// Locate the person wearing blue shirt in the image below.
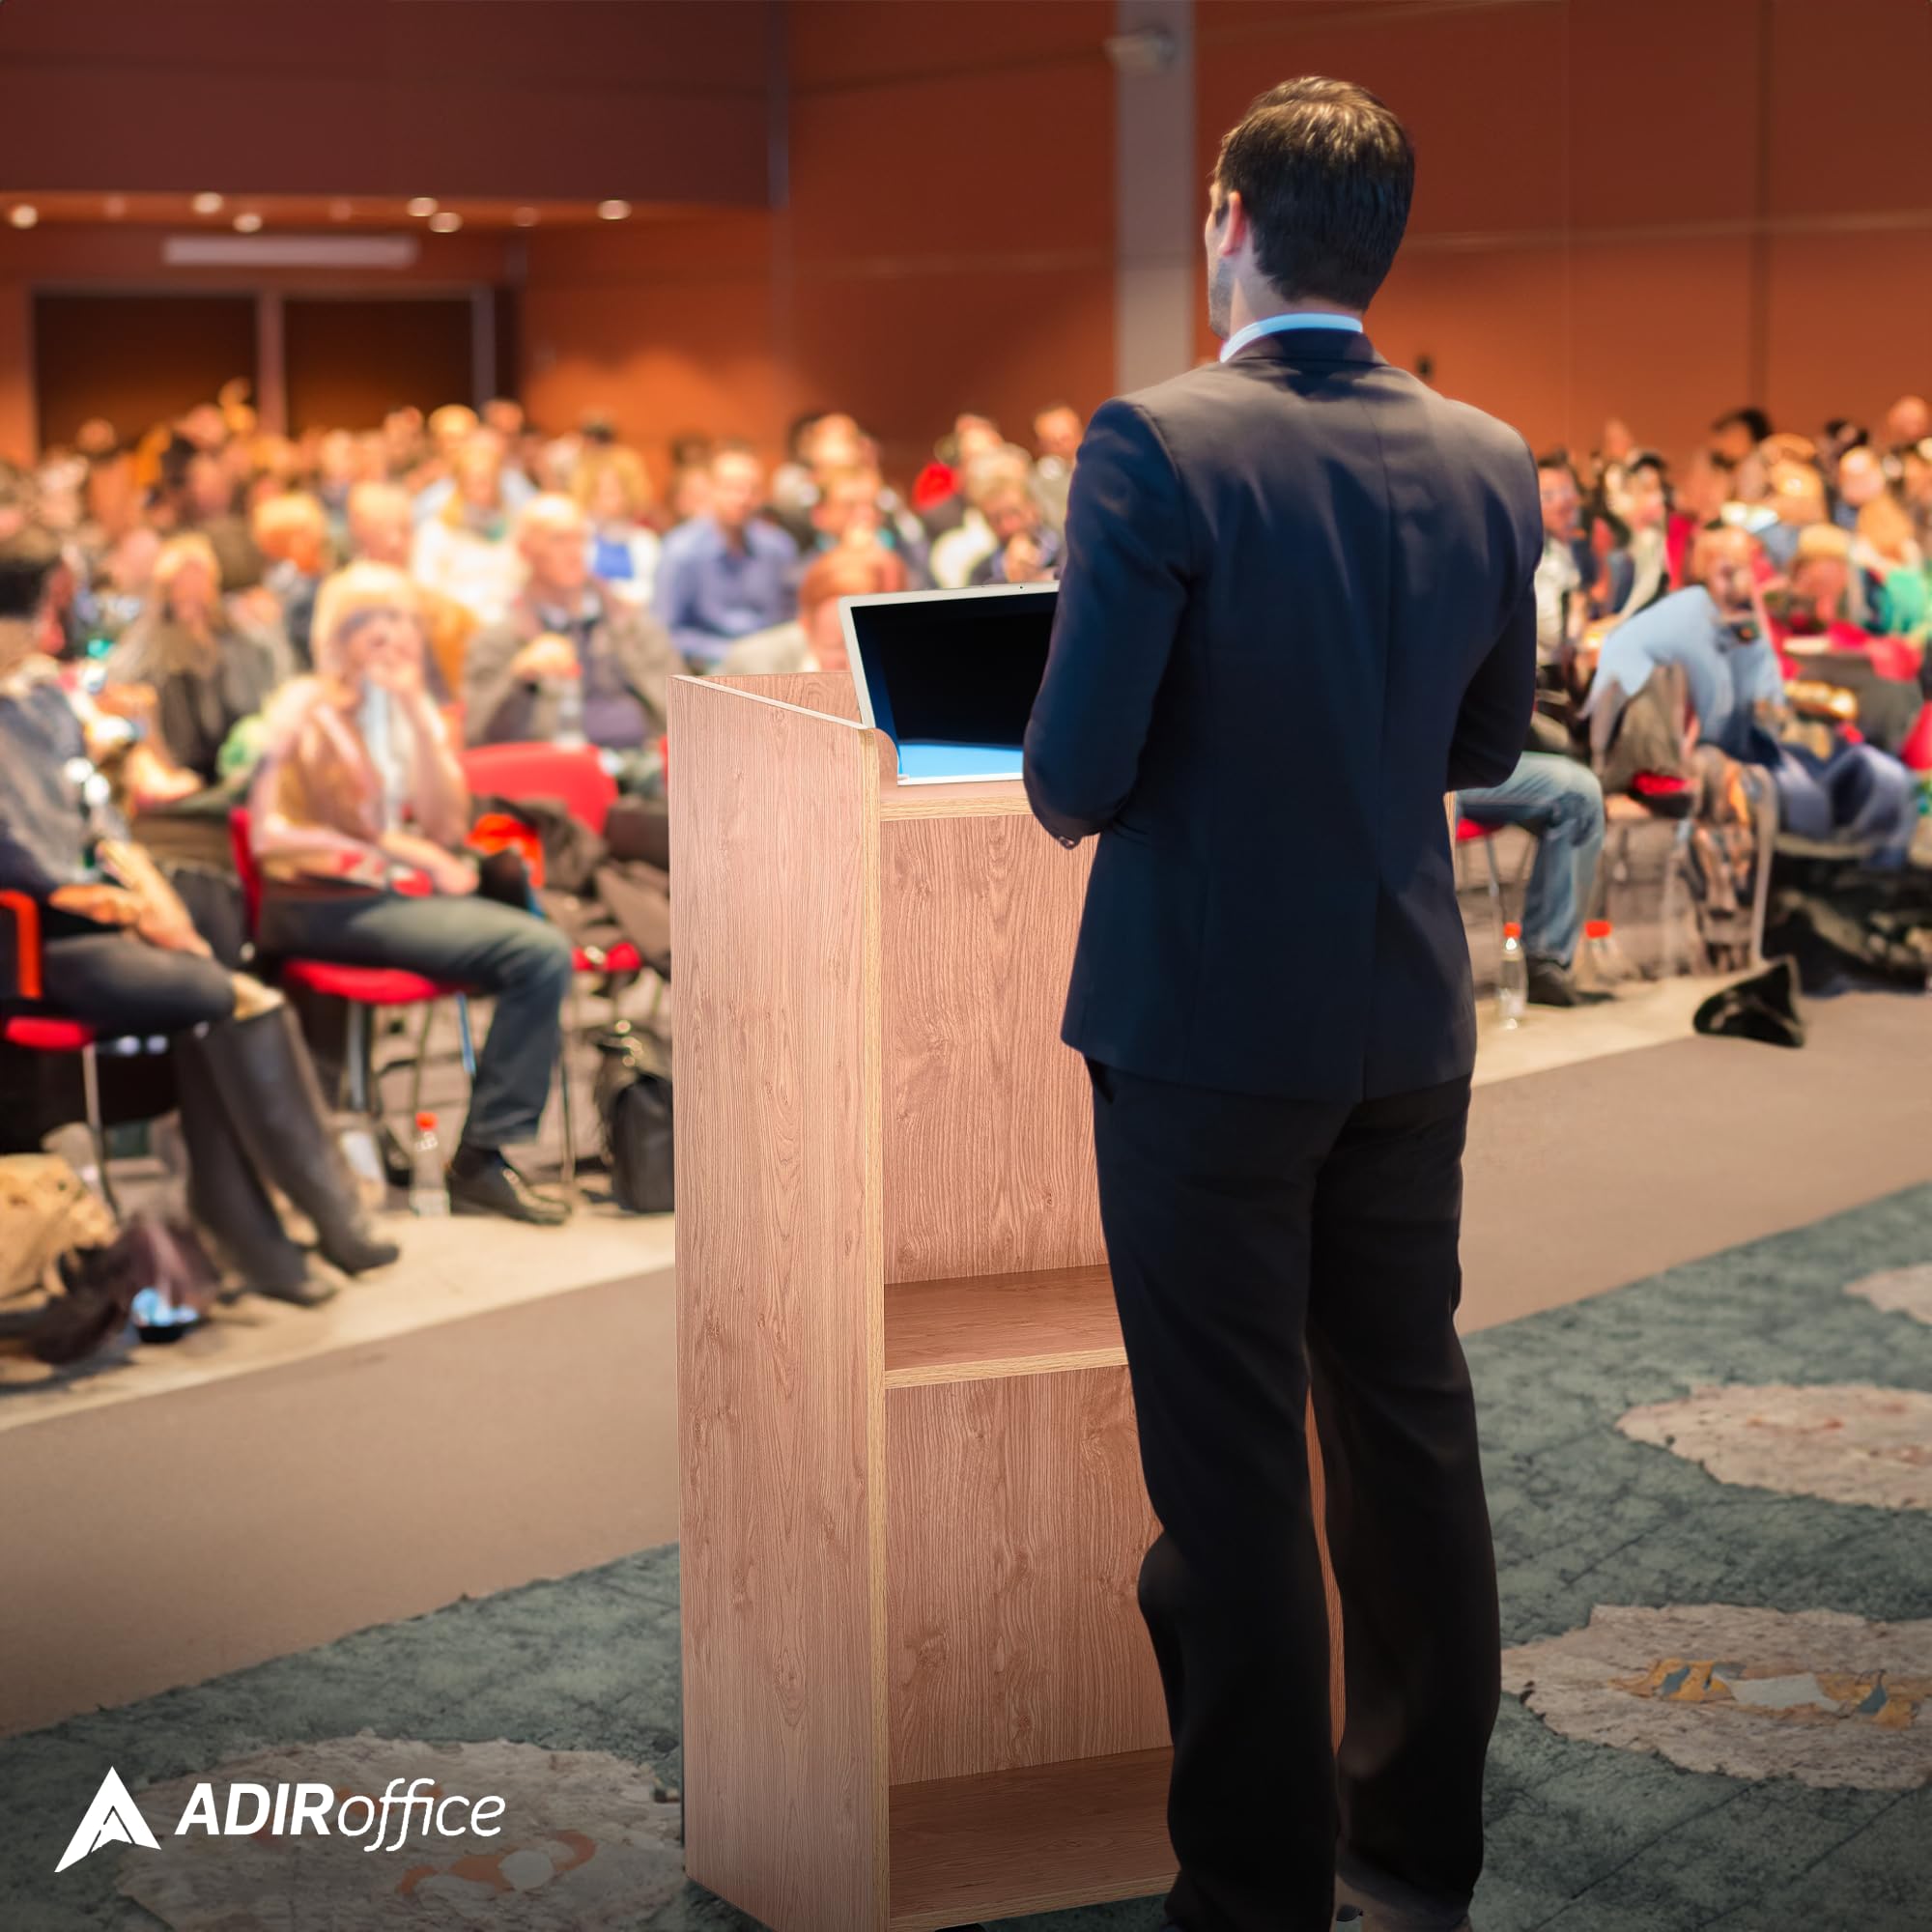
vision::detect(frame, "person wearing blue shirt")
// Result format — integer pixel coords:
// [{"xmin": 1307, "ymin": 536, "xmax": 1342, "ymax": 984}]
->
[
  {"xmin": 1592, "ymin": 526, "xmax": 1918, "ymax": 865},
  {"xmin": 653, "ymin": 443, "xmax": 798, "ymax": 670}
]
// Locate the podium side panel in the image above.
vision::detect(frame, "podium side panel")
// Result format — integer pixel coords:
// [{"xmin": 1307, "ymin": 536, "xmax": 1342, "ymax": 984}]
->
[
  {"xmin": 881, "ymin": 811, "xmax": 1102, "ymax": 1284},
  {"xmin": 670, "ymin": 677, "xmax": 888, "ymax": 1931},
  {"xmin": 886, "ymin": 1366, "xmax": 1169, "ymax": 1784}
]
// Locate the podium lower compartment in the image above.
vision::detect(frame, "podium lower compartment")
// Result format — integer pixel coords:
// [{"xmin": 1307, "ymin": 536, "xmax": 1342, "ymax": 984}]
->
[{"xmin": 888, "ymin": 1747, "xmax": 1175, "ymax": 1930}]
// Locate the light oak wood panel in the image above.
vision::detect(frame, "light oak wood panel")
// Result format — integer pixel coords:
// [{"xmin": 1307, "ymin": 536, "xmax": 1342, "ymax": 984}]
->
[
  {"xmin": 881, "ymin": 810, "xmax": 1100, "ymax": 1284},
  {"xmin": 883, "ymin": 1264, "xmax": 1122, "ymax": 1386},
  {"xmin": 887, "ymin": 1747, "xmax": 1175, "ymax": 1931},
  {"xmin": 886, "ymin": 1367, "xmax": 1169, "ymax": 1784},
  {"xmin": 714, "ymin": 669, "xmax": 864, "ymax": 722},
  {"xmin": 670, "ymin": 675, "xmax": 889, "ymax": 1932}
]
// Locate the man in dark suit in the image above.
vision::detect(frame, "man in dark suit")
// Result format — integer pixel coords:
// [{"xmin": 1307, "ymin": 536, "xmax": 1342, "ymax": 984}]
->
[{"xmin": 1024, "ymin": 77, "xmax": 1540, "ymax": 1932}]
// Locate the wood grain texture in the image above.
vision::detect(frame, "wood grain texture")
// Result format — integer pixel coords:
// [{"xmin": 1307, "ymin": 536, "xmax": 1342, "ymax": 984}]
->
[
  {"xmin": 883, "ymin": 1264, "xmax": 1122, "ymax": 1386},
  {"xmin": 881, "ymin": 810, "xmax": 1100, "ymax": 1285},
  {"xmin": 713, "ymin": 669, "xmax": 864, "ymax": 722},
  {"xmin": 669, "ymin": 674, "xmax": 889, "ymax": 1932},
  {"xmin": 888, "ymin": 1747, "xmax": 1175, "ymax": 1930},
  {"xmin": 886, "ymin": 1367, "xmax": 1169, "ymax": 1784}
]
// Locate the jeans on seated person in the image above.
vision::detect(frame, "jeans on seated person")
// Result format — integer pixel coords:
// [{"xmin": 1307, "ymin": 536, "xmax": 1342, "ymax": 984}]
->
[
  {"xmin": 1455, "ymin": 753, "xmax": 1605, "ymax": 968},
  {"xmin": 260, "ymin": 889, "xmax": 575, "ymax": 1151},
  {"xmin": 1767, "ymin": 736, "xmax": 1918, "ymax": 867}
]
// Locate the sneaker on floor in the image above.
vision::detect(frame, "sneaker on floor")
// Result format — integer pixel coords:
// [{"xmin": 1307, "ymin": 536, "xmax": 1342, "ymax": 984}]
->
[
  {"xmin": 1526, "ymin": 954, "xmax": 1613, "ymax": 1008},
  {"xmin": 446, "ymin": 1148, "xmax": 571, "ymax": 1226}
]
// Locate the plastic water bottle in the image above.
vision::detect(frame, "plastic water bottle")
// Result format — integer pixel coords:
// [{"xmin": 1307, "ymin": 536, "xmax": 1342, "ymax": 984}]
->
[
  {"xmin": 1497, "ymin": 921, "xmax": 1527, "ymax": 1028},
  {"xmin": 409, "ymin": 1111, "xmax": 448, "ymax": 1216},
  {"xmin": 550, "ymin": 674, "xmax": 586, "ymax": 750},
  {"xmin": 1583, "ymin": 917, "xmax": 1632, "ymax": 986}
]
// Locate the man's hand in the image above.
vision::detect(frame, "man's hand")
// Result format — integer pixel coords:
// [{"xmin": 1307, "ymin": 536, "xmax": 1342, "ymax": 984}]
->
[
  {"xmin": 509, "ymin": 633, "xmax": 581, "ymax": 683},
  {"xmin": 48, "ymin": 883, "xmax": 143, "ymax": 927}
]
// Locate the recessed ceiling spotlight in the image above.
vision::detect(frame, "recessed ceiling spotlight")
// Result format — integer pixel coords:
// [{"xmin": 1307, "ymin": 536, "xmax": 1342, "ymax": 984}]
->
[
  {"xmin": 407, "ymin": 196, "xmax": 438, "ymax": 218},
  {"xmin": 327, "ymin": 199, "xmax": 353, "ymax": 221},
  {"xmin": 233, "ymin": 212, "xmax": 263, "ymax": 234},
  {"xmin": 596, "ymin": 199, "xmax": 633, "ymax": 221},
  {"xmin": 191, "ymin": 192, "xmax": 224, "ymax": 215},
  {"xmin": 103, "ymin": 195, "xmax": 128, "ymax": 219},
  {"xmin": 511, "ymin": 207, "xmax": 540, "ymax": 227},
  {"xmin": 428, "ymin": 211, "xmax": 462, "ymax": 233},
  {"xmin": 9, "ymin": 205, "xmax": 39, "ymax": 229}
]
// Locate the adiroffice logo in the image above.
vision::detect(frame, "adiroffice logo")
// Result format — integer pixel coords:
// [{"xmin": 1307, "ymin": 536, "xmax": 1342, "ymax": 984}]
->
[{"xmin": 57, "ymin": 1766, "xmax": 506, "ymax": 1873}]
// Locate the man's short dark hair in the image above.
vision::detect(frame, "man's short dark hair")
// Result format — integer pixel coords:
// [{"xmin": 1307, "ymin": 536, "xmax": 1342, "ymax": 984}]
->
[
  {"xmin": 0, "ymin": 525, "xmax": 62, "ymax": 622},
  {"xmin": 1212, "ymin": 76, "xmax": 1414, "ymax": 309},
  {"xmin": 1535, "ymin": 449, "xmax": 1578, "ymax": 482}
]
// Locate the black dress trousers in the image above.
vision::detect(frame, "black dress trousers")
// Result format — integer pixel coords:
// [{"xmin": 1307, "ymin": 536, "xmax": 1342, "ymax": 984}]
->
[{"xmin": 1087, "ymin": 1059, "xmax": 1498, "ymax": 1932}]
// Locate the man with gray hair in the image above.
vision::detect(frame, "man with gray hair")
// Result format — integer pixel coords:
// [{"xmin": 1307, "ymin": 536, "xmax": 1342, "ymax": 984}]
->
[{"xmin": 463, "ymin": 494, "xmax": 672, "ymax": 753}]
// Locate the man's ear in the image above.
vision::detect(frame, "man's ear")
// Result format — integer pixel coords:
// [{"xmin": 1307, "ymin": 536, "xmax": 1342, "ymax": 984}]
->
[{"xmin": 1215, "ymin": 188, "xmax": 1249, "ymax": 260}]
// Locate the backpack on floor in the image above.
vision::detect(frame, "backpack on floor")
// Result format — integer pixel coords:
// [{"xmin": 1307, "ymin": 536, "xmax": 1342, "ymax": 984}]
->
[{"xmin": 592, "ymin": 1023, "xmax": 674, "ymax": 1214}]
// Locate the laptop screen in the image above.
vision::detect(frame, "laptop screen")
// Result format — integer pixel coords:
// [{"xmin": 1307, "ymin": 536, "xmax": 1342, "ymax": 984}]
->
[{"xmin": 844, "ymin": 586, "xmax": 1058, "ymax": 782}]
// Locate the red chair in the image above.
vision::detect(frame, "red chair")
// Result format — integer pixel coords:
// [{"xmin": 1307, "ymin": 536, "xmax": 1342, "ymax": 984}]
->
[
  {"xmin": 1451, "ymin": 813, "xmax": 1533, "ymax": 981},
  {"xmin": 228, "ymin": 810, "xmax": 476, "ymax": 1142},
  {"xmin": 459, "ymin": 741, "xmax": 618, "ymax": 838},
  {"xmin": 0, "ymin": 890, "xmax": 126, "ymax": 1211}
]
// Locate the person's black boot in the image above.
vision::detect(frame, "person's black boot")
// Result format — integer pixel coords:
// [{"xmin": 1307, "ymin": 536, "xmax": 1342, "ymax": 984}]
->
[
  {"xmin": 185, "ymin": 1003, "xmax": 400, "ymax": 1275},
  {"xmin": 176, "ymin": 1045, "xmax": 337, "ymax": 1307},
  {"xmin": 447, "ymin": 1144, "xmax": 572, "ymax": 1226}
]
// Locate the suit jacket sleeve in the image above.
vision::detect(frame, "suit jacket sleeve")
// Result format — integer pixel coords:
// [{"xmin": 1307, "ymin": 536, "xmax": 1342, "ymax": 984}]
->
[
  {"xmin": 1446, "ymin": 452, "xmax": 1542, "ymax": 791},
  {"xmin": 613, "ymin": 606, "xmax": 675, "ymax": 735},
  {"xmin": 1024, "ymin": 398, "xmax": 1191, "ymax": 843}
]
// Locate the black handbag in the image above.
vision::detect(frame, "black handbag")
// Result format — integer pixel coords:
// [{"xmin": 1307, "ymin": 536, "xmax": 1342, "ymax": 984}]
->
[{"xmin": 592, "ymin": 1022, "xmax": 674, "ymax": 1213}]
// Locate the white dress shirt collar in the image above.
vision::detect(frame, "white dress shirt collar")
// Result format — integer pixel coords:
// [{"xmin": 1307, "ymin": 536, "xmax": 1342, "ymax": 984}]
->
[{"xmin": 1219, "ymin": 311, "xmax": 1365, "ymax": 363}]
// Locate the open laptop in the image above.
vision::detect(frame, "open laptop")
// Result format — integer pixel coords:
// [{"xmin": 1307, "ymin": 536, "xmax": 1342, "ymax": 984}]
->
[{"xmin": 840, "ymin": 582, "xmax": 1058, "ymax": 784}]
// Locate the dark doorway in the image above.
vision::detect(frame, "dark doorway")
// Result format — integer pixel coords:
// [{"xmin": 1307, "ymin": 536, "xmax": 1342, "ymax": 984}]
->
[
  {"xmin": 33, "ymin": 293, "xmax": 257, "ymax": 448},
  {"xmin": 283, "ymin": 296, "xmax": 475, "ymax": 433}
]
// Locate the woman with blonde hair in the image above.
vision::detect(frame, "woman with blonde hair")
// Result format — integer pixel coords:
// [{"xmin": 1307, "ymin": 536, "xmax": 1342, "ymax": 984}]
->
[
  {"xmin": 408, "ymin": 436, "xmax": 525, "ymax": 624},
  {"xmin": 573, "ymin": 444, "xmax": 661, "ymax": 606},
  {"xmin": 248, "ymin": 562, "xmax": 574, "ymax": 1224},
  {"xmin": 106, "ymin": 530, "xmax": 286, "ymax": 783}
]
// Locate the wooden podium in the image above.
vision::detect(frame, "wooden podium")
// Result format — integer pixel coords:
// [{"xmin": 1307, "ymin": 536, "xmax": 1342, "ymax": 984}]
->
[{"xmin": 670, "ymin": 672, "xmax": 1340, "ymax": 1932}]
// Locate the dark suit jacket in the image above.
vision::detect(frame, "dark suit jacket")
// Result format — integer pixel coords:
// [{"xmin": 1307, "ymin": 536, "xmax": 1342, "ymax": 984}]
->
[{"xmin": 1023, "ymin": 327, "xmax": 1541, "ymax": 1101}]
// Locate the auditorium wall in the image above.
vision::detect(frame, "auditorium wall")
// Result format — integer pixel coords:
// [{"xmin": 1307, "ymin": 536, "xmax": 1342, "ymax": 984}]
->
[{"xmin": 520, "ymin": 0, "xmax": 1119, "ymax": 484}]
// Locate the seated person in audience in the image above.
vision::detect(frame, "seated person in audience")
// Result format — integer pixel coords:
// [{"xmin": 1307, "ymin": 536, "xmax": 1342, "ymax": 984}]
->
[
  {"xmin": 105, "ymin": 532, "xmax": 286, "ymax": 787},
  {"xmin": 1834, "ymin": 443, "xmax": 1887, "ymax": 534},
  {"xmin": 1456, "ymin": 751, "xmax": 1606, "ymax": 1007},
  {"xmin": 930, "ymin": 446, "xmax": 1037, "ymax": 589},
  {"xmin": 346, "ymin": 480, "xmax": 474, "ymax": 698},
  {"xmin": 248, "ymin": 563, "xmax": 575, "ymax": 1225},
  {"xmin": 251, "ymin": 491, "xmax": 330, "ymax": 668},
  {"xmin": 1031, "ymin": 402, "xmax": 1084, "ymax": 536},
  {"xmin": 573, "ymin": 444, "xmax": 662, "ymax": 608},
  {"xmin": 915, "ymin": 412, "xmax": 1005, "ymax": 542},
  {"xmin": 653, "ymin": 441, "xmax": 798, "ymax": 669},
  {"xmin": 1598, "ymin": 453, "xmax": 1671, "ymax": 618},
  {"xmin": 313, "ymin": 429, "xmax": 362, "ymax": 553},
  {"xmin": 410, "ymin": 405, "xmax": 536, "ymax": 526},
  {"xmin": 1710, "ymin": 407, "xmax": 1773, "ymax": 465},
  {"xmin": 180, "ymin": 447, "xmax": 264, "ymax": 590},
  {"xmin": 464, "ymin": 494, "xmax": 673, "ymax": 751},
  {"xmin": 716, "ymin": 542, "xmax": 910, "ymax": 676},
  {"xmin": 1761, "ymin": 458, "xmax": 1827, "ymax": 572},
  {"xmin": 810, "ymin": 464, "xmax": 928, "ymax": 586},
  {"xmin": 1592, "ymin": 526, "xmax": 1918, "ymax": 866},
  {"xmin": 0, "ymin": 527, "xmax": 396, "ymax": 1305},
  {"xmin": 410, "ymin": 435, "xmax": 526, "ymax": 625}
]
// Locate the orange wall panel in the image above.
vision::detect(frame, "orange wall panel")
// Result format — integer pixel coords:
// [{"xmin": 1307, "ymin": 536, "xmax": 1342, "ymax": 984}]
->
[{"xmin": 789, "ymin": 0, "xmax": 1109, "ymax": 92}]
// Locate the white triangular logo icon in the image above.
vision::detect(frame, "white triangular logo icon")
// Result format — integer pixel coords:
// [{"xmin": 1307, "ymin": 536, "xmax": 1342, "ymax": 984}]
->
[{"xmin": 56, "ymin": 1767, "xmax": 160, "ymax": 1873}]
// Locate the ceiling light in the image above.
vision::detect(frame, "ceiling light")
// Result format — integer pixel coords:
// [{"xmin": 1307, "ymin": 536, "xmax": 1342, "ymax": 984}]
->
[
  {"xmin": 428, "ymin": 211, "xmax": 462, "ymax": 233},
  {"xmin": 407, "ymin": 196, "xmax": 438, "ymax": 218},
  {"xmin": 511, "ymin": 207, "xmax": 540, "ymax": 227},
  {"xmin": 103, "ymin": 195, "xmax": 128, "ymax": 219},
  {"xmin": 596, "ymin": 199, "xmax": 632, "ymax": 221},
  {"xmin": 191, "ymin": 192, "xmax": 224, "ymax": 215},
  {"xmin": 328, "ymin": 199, "xmax": 353, "ymax": 221},
  {"xmin": 233, "ymin": 212, "xmax": 263, "ymax": 234},
  {"xmin": 9, "ymin": 205, "xmax": 39, "ymax": 229}
]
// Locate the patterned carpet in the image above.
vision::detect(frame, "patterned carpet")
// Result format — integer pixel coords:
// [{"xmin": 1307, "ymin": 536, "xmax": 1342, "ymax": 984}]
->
[{"xmin": 5, "ymin": 1184, "xmax": 1930, "ymax": 1931}]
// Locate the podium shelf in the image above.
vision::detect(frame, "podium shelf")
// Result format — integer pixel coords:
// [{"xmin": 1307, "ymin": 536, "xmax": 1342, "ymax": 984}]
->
[
  {"xmin": 887, "ymin": 1747, "xmax": 1174, "ymax": 1930},
  {"xmin": 883, "ymin": 1264, "xmax": 1123, "ymax": 1386}
]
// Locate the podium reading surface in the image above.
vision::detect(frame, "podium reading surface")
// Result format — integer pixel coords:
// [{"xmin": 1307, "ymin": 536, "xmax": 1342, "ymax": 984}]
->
[{"xmin": 670, "ymin": 673, "xmax": 1342, "ymax": 1931}]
